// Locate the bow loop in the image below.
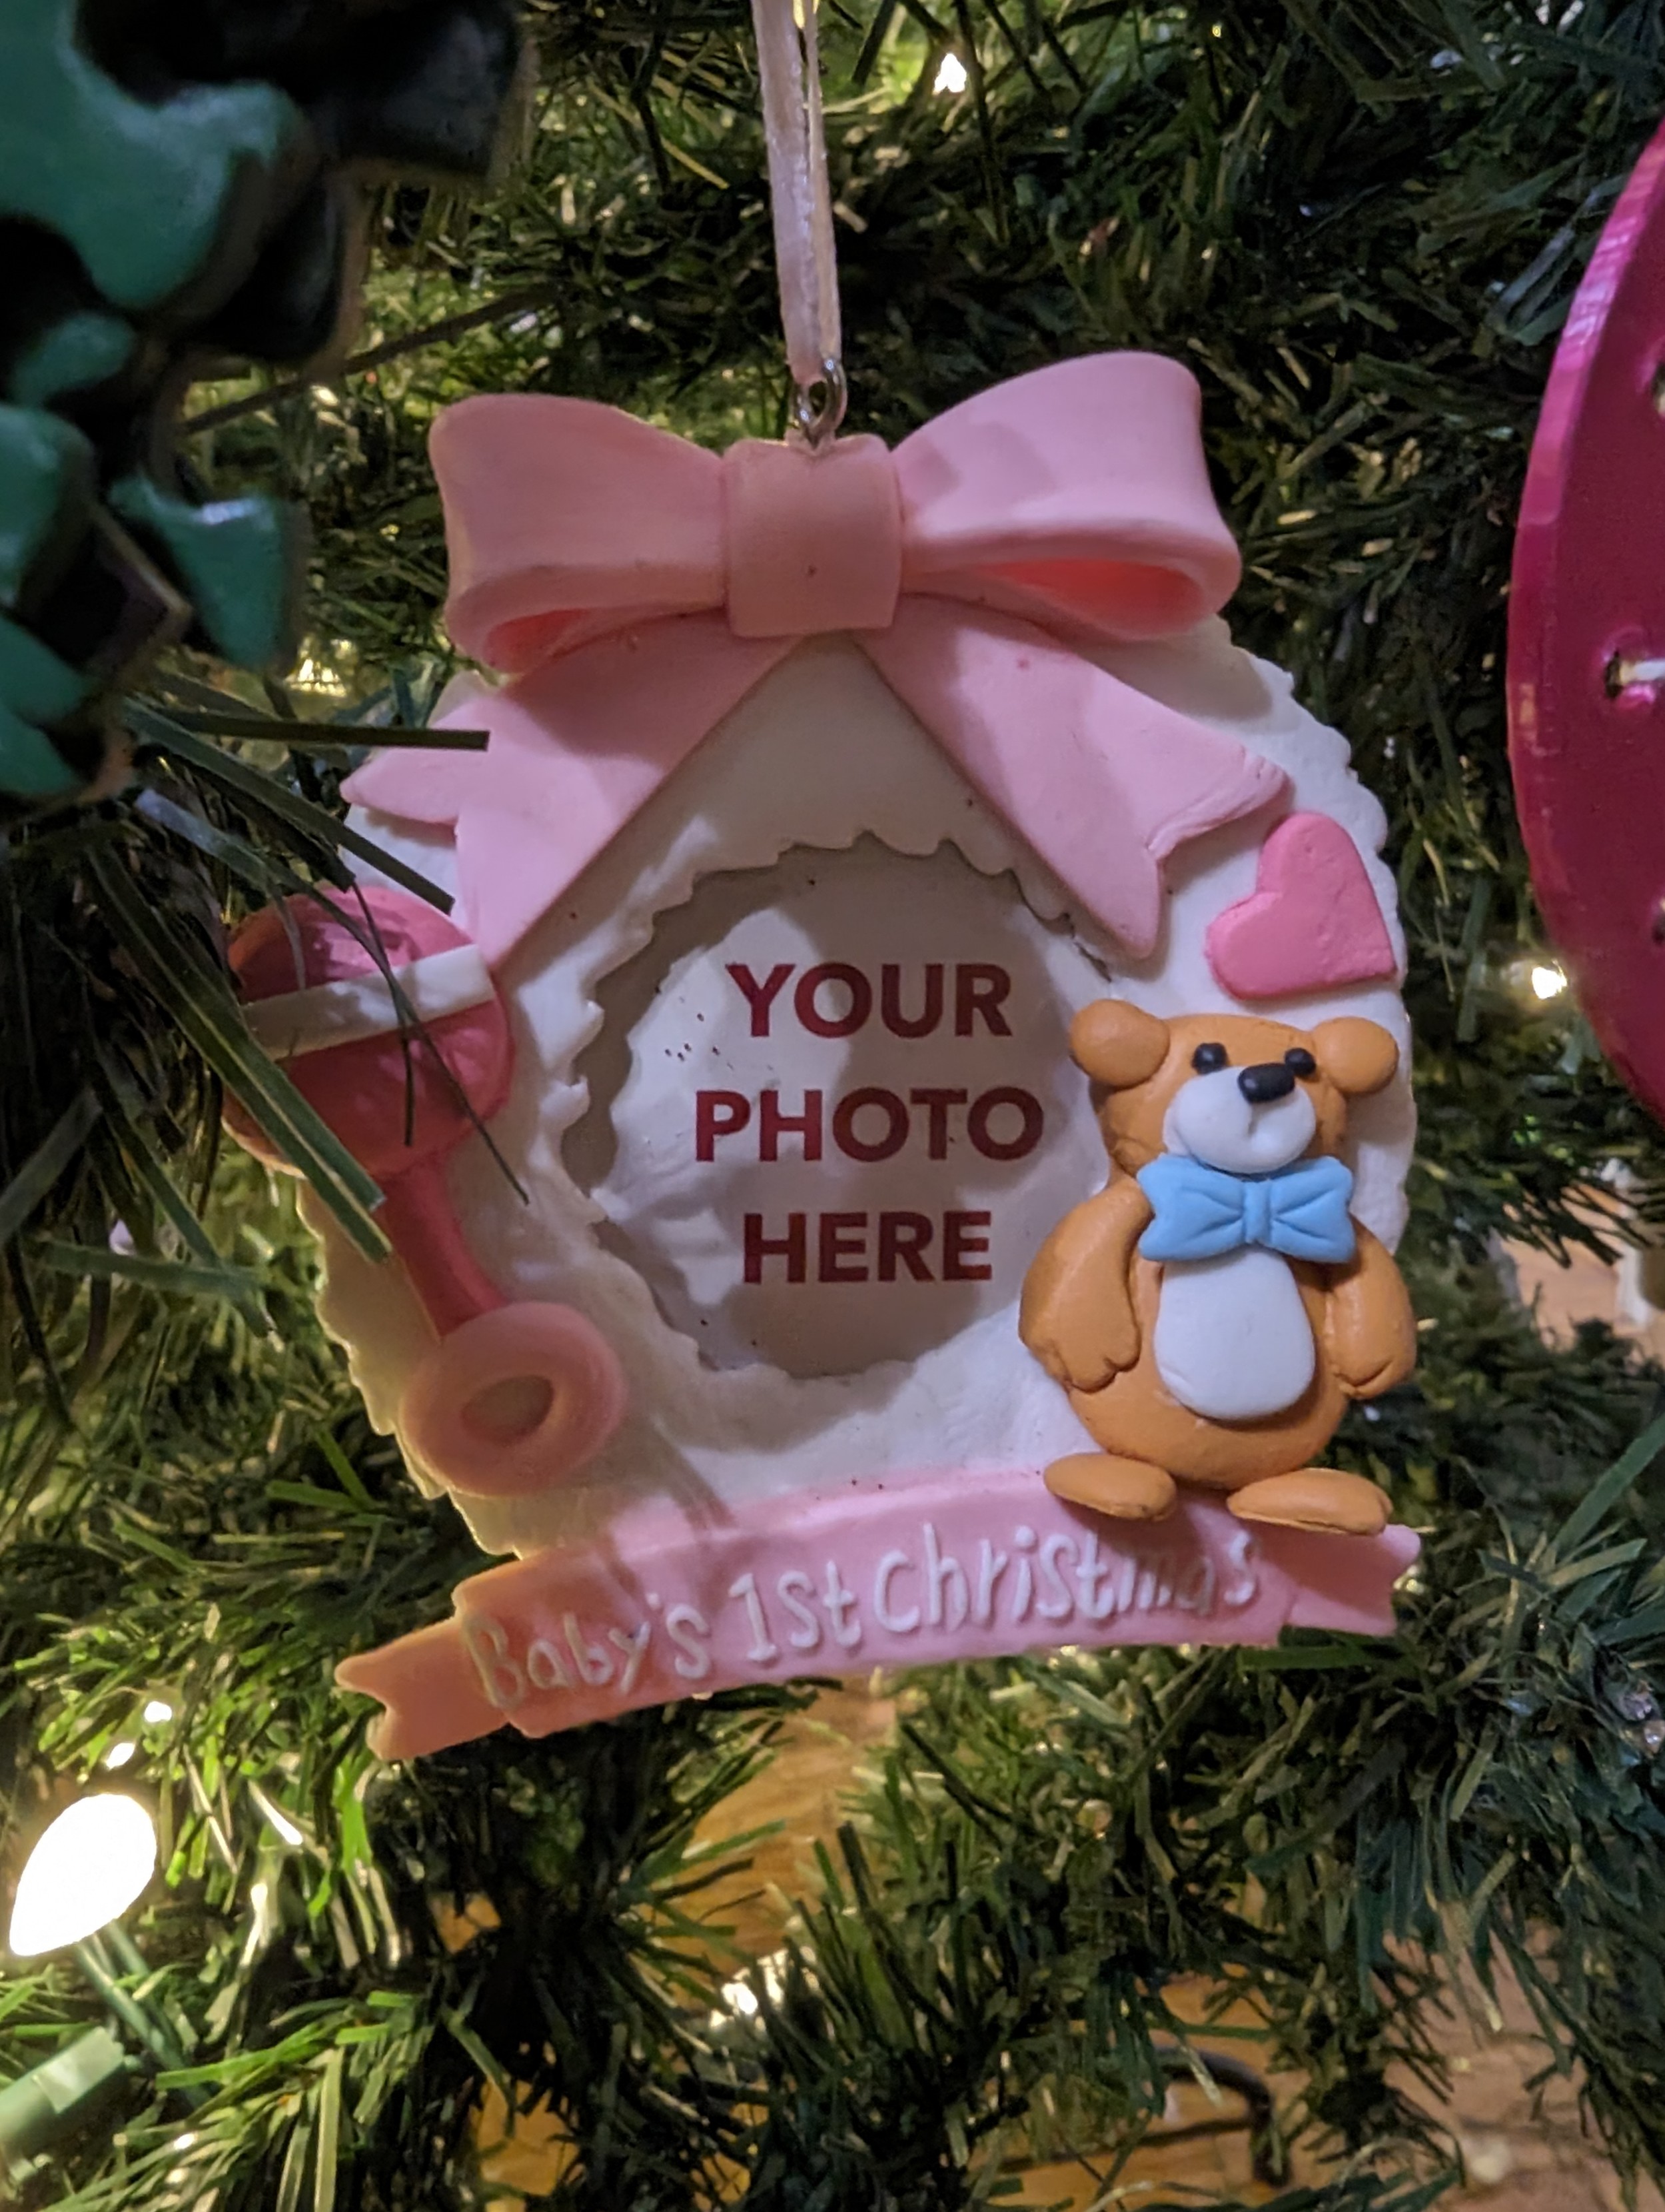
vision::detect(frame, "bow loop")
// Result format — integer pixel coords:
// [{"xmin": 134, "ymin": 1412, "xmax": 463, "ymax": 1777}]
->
[
  {"xmin": 430, "ymin": 355, "xmax": 1243, "ymax": 672},
  {"xmin": 893, "ymin": 355, "xmax": 1242, "ymax": 642},
  {"xmin": 434, "ymin": 395, "xmax": 724, "ymax": 674}
]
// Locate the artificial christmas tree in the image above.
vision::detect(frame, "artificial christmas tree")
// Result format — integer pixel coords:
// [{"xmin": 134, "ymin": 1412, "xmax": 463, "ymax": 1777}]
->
[{"xmin": 7, "ymin": 3, "xmax": 1665, "ymax": 2209}]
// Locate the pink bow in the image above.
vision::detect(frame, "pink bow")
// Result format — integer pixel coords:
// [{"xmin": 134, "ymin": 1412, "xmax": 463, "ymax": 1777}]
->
[{"xmin": 345, "ymin": 354, "xmax": 1287, "ymax": 964}]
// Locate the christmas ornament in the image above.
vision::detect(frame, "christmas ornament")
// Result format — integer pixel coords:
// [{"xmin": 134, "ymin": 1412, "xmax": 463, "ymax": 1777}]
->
[
  {"xmin": 227, "ymin": 0, "xmax": 1421, "ymax": 1755},
  {"xmin": 1509, "ymin": 113, "xmax": 1665, "ymax": 1120},
  {"xmin": 0, "ymin": 0, "xmax": 524, "ymax": 811}
]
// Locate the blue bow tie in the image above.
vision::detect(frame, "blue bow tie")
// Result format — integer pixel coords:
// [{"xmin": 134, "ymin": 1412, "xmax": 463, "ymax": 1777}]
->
[{"xmin": 1135, "ymin": 1154, "xmax": 1356, "ymax": 1266}]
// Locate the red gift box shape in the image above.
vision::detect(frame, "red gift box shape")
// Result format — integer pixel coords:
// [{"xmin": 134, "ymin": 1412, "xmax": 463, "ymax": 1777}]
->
[{"xmin": 228, "ymin": 887, "xmax": 625, "ymax": 1498}]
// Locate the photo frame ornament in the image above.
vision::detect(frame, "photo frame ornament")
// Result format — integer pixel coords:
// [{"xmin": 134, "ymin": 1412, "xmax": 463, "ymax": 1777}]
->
[{"xmin": 227, "ymin": 0, "xmax": 1422, "ymax": 1753}]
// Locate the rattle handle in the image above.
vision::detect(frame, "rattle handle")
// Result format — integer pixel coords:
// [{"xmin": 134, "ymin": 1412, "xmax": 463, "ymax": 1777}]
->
[{"xmin": 378, "ymin": 1160, "xmax": 504, "ymax": 1338}]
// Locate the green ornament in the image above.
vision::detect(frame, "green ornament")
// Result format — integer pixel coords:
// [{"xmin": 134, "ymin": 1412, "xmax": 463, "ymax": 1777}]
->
[
  {"xmin": 9, "ymin": 311, "xmax": 136, "ymax": 409},
  {"xmin": 0, "ymin": 0, "xmax": 306, "ymax": 317},
  {"xmin": 109, "ymin": 475, "xmax": 305, "ymax": 672},
  {"xmin": 0, "ymin": 0, "xmax": 526, "ymax": 817},
  {"xmin": 0, "ymin": 616, "xmax": 90, "ymax": 799},
  {"xmin": 0, "ymin": 405, "xmax": 95, "ymax": 609}
]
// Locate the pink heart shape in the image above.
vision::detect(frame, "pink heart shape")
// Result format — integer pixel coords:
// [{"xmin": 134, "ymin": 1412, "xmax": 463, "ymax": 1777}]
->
[{"xmin": 1206, "ymin": 811, "xmax": 1396, "ymax": 1000}]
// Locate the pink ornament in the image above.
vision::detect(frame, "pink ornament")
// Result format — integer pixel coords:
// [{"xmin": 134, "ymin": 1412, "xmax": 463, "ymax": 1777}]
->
[
  {"xmin": 1509, "ymin": 115, "xmax": 1665, "ymax": 1122},
  {"xmin": 342, "ymin": 355, "xmax": 1291, "ymax": 968},
  {"xmin": 228, "ymin": 888, "xmax": 512, "ymax": 1207},
  {"xmin": 228, "ymin": 889, "xmax": 625, "ymax": 1496},
  {"xmin": 1205, "ymin": 812, "xmax": 1397, "ymax": 1001},
  {"xmin": 336, "ymin": 1480, "xmax": 1420, "ymax": 1757},
  {"xmin": 278, "ymin": 353, "xmax": 1421, "ymax": 1753}
]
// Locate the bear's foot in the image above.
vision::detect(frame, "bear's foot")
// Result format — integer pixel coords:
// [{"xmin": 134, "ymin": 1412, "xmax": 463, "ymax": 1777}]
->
[
  {"xmin": 1227, "ymin": 1469, "xmax": 1390, "ymax": 1536},
  {"xmin": 1045, "ymin": 1453, "xmax": 1177, "ymax": 1522}
]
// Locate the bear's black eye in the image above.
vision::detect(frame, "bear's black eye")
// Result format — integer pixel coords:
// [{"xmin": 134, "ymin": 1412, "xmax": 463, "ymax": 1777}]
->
[
  {"xmin": 1284, "ymin": 1048, "xmax": 1317, "ymax": 1078},
  {"xmin": 1191, "ymin": 1042, "xmax": 1228, "ymax": 1072}
]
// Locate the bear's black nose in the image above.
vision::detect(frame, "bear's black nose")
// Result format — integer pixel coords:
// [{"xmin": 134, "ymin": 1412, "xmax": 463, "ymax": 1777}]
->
[{"xmin": 1238, "ymin": 1062, "xmax": 1296, "ymax": 1104}]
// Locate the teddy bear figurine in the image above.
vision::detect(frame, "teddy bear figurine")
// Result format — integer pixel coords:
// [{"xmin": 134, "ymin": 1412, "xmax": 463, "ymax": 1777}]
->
[{"xmin": 1019, "ymin": 1002, "xmax": 1417, "ymax": 1536}]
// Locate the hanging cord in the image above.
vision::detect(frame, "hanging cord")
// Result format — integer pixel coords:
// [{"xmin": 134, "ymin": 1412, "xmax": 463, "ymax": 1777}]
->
[{"xmin": 750, "ymin": 0, "xmax": 845, "ymax": 447}]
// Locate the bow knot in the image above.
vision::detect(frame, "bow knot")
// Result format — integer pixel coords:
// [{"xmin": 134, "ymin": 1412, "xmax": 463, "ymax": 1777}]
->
[
  {"xmin": 344, "ymin": 355, "xmax": 1293, "ymax": 968},
  {"xmin": 722, "ymin": 435, "xmax": 902, "ymax": 637},
  {"xmin": 1136, "ymin": 1154, "xmax": 1357, "ymax": 1267}
]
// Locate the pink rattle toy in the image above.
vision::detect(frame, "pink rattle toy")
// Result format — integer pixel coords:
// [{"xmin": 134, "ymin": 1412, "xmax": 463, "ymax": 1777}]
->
[{"xmin": 227, "ymin": 886, "xmax": 626, "ymax": 1498}]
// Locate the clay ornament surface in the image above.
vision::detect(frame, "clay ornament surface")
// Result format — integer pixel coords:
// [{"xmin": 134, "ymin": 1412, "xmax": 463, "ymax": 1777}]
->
[
  {"xmin": 1019, "ymin": 1007, "xmax": 1417, "ymax": 1536},
  {"xmin": 343, "ymin": 355, "xmax": 1288, "ymax": 966},
  {"xmin": 229, "ymin": 889, "xmax": 627, "ymax": 1498},
  {"xmin": 1508, "ymin": 113, "xmax": 1665, "ymax": 1128},
  {"xmin": 229, "ymin": 351, "xmax": 1419, "ymax": 1747},
  {"xmin": 340, "ymin": 1484, "xmax": 1420, "ymax": 1758},
  {"xmin": 1205, "ymin": 810, "xmax": 1397, "ymax": 1000}
]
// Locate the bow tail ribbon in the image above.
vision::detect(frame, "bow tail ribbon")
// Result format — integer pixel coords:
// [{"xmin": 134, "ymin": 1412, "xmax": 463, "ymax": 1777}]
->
[
  {"xmin": 354, "ymin": 602, "xmax": 1283, "ymax": 966},
  {"xmin": 352, "ymin": 617, "xmax": 793, "ymax": 967},
  {"xmin": 864, "ymin": 601, "xmax": 1284, "ymax": 955}
]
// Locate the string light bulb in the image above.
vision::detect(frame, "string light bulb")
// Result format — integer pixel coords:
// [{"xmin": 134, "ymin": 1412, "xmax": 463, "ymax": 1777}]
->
[
  {"xmin": 8, "ymin": 1796, "xmax": 157, "ymax": 1958},
  {"xmin": 1529, "ymin": 961, "xmax": 1568, "ymax": 1000},
  {"xmin": 933, "ymin": 51, "xmax": 967, "ymax": 93}
]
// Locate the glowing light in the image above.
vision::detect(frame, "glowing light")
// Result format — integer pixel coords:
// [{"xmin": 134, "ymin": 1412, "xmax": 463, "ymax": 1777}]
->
[
  {"xmin": 719, "ymin": 1953, "xmax": 788, "ymax": 2018},
  {"xmin": 9, "ymin": 1795, "xmax": 157, "ymax": 1957},
  {"xmin": 933, "ymin": 51, "xmax": 968, "ymax": 93},
  {"xmin": 241, "ymin": 1877, "xmax": 275, "ymax": 1968},
  {"xmin": 102, "ymin": 1741, "xmax": 137, "ymax": 1770},
  {"xmin": 1530, "ymin": 962, "xmax": 1568, "ymax": 1001},
  {"xmin": 141, "ymin": 1700, "xmax": 173, "ymax": 1725},
  {"xmin": 248, "ymin": 1781, "xmax": 304, "ymax": 1847}
]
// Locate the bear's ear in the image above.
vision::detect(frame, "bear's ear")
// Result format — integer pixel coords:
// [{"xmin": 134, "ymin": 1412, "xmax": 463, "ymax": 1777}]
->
[
  {"xmin": 1069, "ymin": 1001, "xmax": 1171, "ymax": 1088},
  {"xmin": 1311, "ymin": 1017, "xmax": 1399, "ymax": 1096}
]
